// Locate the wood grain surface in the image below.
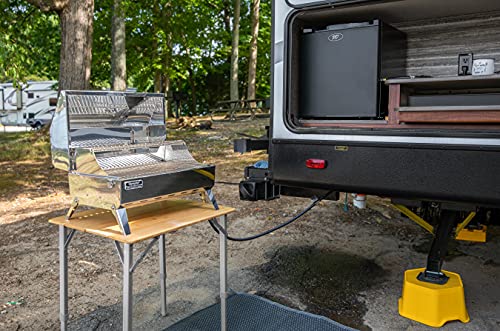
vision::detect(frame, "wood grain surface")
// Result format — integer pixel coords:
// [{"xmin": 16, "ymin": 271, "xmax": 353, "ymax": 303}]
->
[{"xmin": 49, "ymin": 200, "xmax": 235, "ymax": 244}]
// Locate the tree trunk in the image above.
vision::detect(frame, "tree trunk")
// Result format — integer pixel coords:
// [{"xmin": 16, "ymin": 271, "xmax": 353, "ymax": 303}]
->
[
  {"xmin": 111, "ymin": 0, "xmax": 126, "ymax": 91},
  {"xmin": 182, "ymin": 42, "xmax": 197, "ymax": 116},
  {"xmin": 229, "ymin": 0, "xmax": 241, "ymax": 101},
  {"xmin": 152, "ymin": 0, "xmax": 161, "ymax": 93},
  {"xmin": 58, "ymin": 0, "xmax": 94, "ymax": 90},
  {"xmin": 247, "ymin": 0, "xmax": 260, "ymax": 107},
  {"xmin": 163, "ymin": 46, "xmax": 174, "ymax": 118},
  {"xmin": 222, "ymin": 0, "xmax": 232, "ymax": 35},
  {"xmin": 188, "ymin": 68, "xmax": 196, "ymax": 115},
  {"xmin": 162, "ymin": 2, "xmax": 174, "ymax": 118},
  {"xmin": 164, "ymin": 73, "xmax": 174, "ymax": 118},
  {"xmin": 27, "ymin": 0, "xmax": 94, "ymax": 90},
  {"xmin": 153, "ymin": 72, "xmax": 162, "ymax": 93}
]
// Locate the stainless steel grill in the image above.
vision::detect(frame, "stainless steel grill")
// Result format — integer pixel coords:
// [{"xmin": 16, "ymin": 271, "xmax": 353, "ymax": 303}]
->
[
  {"xmin": 97, "ymin": 153, "xmax": 163, "ymax": 170},
  {"xmin": 50, "ymin": 90, "xmax": 215, "ymax": 235}
]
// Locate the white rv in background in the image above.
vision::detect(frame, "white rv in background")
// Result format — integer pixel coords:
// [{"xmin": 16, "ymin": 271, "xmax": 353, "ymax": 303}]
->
[{"xmin": 0, "ymin": 81, "xmax": 57, "ymax": 129}]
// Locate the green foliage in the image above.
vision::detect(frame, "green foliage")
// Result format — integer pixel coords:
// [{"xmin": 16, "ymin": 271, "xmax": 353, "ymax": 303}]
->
[
  {"xmin": 91, "ymin": 0, "xmax": 113, "ymax": 88},
  {"xmin": 256, "ymin": 0, "xmax": 271, "ymax": 98},
  {"xmin": 0, "ymin": 0, "xmax": 60, "ymax": 85},
  {"xmin": 1, "ymin": 0, "xmax": 272, "ymax": 114}
]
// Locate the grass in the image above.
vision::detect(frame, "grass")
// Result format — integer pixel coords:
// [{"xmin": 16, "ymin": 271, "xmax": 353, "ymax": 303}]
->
[
  {"xmin": 0, "ymin": 130, "xmax": 54, "ymax": 195},
  {"xmin": 167, "ymin": 118, "xmax": 267, "ymax": 162},
  {"xmin": 0, "ymin": 131, "xmax": 51, "ymax": 163}
]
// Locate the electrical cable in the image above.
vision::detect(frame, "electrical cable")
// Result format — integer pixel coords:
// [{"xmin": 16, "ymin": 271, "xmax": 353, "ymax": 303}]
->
[{"xmin": 208, "ymin": 190, "xmax": 334, "ymax": 242}]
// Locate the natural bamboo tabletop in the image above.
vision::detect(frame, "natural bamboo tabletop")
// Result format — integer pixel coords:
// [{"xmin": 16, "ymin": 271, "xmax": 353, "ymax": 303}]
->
[{"xmin": 49, "ymin": 200, "xmax": 235, "ymax": 244}]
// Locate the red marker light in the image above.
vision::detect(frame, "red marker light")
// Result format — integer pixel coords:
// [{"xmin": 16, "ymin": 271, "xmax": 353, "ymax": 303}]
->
[{"xmin": 306, "ymin": 159, "xmax": 326, "ymax": 169}]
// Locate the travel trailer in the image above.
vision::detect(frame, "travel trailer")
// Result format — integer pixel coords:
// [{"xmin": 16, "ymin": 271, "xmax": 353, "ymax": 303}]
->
[
  {"xmin": 0, "ymin": 81, "xmax": 57, "ymax": 129},
  {"xmin": 236, "ymin": 0, "xmax": 500, "ymax": 309}
]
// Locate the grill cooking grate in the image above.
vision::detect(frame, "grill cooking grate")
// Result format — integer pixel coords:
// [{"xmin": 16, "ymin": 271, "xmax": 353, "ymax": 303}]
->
[
  {"xmin": 70, "ymin": 138, "xmax": 131, "ymax": 149},
  {"xmin": 96, "ymin": 153, "xmax": 163, "ymax": 170},
  {"xmin": 92, "ymin": 140, "xmax": 205, "ymax": 179},
  {"xmin": 104, "ymin": 160, "xmax": 206, "ymax": 179}
]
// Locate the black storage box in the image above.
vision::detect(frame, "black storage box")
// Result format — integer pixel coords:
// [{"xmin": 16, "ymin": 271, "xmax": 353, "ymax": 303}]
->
[{"xmin": 299, "ymin": 20, "xmax": 406, "ymax": 119}]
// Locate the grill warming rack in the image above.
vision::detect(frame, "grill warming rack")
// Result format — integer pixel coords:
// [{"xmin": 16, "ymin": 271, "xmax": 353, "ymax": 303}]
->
[{"xmin": 50, "ymin": 91, "xmax": 215, "ymax": 235}]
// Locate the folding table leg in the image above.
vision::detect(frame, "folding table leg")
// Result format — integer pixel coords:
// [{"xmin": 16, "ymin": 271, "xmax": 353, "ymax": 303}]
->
[
  {"xmin": 159, "ymin": 234, "xmax": 167, "ymax": 316},
  {"xmin": 59, "ymin": 225, "xmax": 68, "ymax": 331},
  {"xmin": 219, "ymin": 215, "xmax": 228, "ymax": 331},
  {"xmin": 123, "ymin": 243, "xmax": 133, "ymax": 331}
]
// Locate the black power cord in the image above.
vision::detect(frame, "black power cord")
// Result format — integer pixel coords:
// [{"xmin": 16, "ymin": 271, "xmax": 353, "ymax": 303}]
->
[{"xmin": 208, "ymin": 190, "xmax": 334, "ymax": 242}]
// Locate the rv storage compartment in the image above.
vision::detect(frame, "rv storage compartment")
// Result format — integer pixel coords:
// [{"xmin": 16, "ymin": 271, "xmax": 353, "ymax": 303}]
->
[
  {"xmin": 299, "ymin": 20, "xmax": 406, "ymax": 119},
  {"xmin": 265, "ymin": 0, "xmax": 500, "ymax": 205}
]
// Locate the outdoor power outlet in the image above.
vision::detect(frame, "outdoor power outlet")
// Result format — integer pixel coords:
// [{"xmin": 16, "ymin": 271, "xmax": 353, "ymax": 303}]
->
[{"xmin": 458, "ymin": 53, "xmax": 473, "ymax": 76}]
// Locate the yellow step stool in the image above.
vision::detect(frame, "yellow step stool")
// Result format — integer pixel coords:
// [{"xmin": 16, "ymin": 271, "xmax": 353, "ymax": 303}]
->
[
  {"xmin": 399, "ymin": 268, "xmax": 469, "ymax": 327},
  {"xmin": 456, "ymin": 225, "xmax": 487, "ymax": 243}
]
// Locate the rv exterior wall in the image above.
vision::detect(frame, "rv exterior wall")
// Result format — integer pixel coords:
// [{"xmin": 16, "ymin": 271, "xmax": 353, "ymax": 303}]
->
[
  {"xmin": 271, "ymin": 0, "xmax": 500, "ymax": 147},
  {"xmin": 267, "ymin": 0, "xmax": 500, "ymax": 205}
]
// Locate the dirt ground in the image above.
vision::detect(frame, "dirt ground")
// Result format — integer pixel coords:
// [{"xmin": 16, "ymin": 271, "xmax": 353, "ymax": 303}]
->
[{"xmin": 0, "ymin": 118, "xmax": 499, "ymax": 331}]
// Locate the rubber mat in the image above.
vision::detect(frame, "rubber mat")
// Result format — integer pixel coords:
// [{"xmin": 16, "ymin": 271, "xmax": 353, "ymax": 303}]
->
[{"xmin": 165, "ymin": 293, "xmax": 358, "ymax": 331}]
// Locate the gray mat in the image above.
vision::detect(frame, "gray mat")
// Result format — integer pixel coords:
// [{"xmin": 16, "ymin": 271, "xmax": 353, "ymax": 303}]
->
[{"xmin": 165, "ymin": 293, "xmax": 358, "ymax": 331}]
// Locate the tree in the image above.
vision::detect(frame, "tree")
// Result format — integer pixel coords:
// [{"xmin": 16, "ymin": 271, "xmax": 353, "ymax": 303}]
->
[
  {"xmin": 161, "ymin": 2, "xmax": 173, "ymax": 116},
  {"xmin": 26, "ymin": 0, "xmax": 94, "ymax": 90},
  {"xmin": 111, "ymin": 0, "xmax": 126, "ymax": 90},
  {"xmin": 0, "ymin": 1, "xmax": 60, "ymax": 84},
  {"xmin": 2, "ymin": 0, "xmax": 272, "ymax": 115},
  {"xmin": 229, "ymin": 0, "xmax": 240, "ymax": 101},
  {"xmin": 247, "ymin": 0, "xmax": 260, "ymax": 105}
]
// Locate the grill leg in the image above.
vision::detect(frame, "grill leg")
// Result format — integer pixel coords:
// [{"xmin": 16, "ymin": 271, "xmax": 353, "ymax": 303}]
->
[
  {"xmin": 219, "ymin": 215, "xmax": 228, "ymax": 331},
  {"xmin": 66, "ymin": 198, "xmax": 79, "ymax": 220},
  {"xmin": 113, "ymin": 207, "xmax": 131, "ymax": 236},
  {"xmin": 159, "ymin": 234, "xmax": 167, "ymax": 316},
  {"xmin": 123, "ymin": 243, "xmax": 133, "ymax": 331},
  {"xmin": 59, "ymin": 225, "xmax": 68, "ymax": 331}
]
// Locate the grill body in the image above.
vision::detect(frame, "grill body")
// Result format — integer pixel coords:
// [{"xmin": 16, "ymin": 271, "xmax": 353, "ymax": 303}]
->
[{"xmin": 50, "ymin": 91, "xmax": 215, "ymax": 235}]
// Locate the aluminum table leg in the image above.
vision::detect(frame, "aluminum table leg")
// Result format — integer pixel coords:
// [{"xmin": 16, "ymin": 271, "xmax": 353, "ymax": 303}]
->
[
  {"xmin": 59, "ymin": 225, "xmax": 68, "ymax": 331},
  {"xmin": 159, "ymin": 234, "xmax": 167, "ymax": 316},
  {"xmin": 123, "ymin": 244, "xmax": 133, "ymax": 331},
  {"xmin": 219, "ymin": 215, "xmax": 228, "ymax": 331}
]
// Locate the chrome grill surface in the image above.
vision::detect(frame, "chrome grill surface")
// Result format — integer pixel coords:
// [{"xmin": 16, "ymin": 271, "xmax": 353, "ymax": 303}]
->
[
  {"xmin": 104, "ymin": 160, "xmax": 207, "ymax": 180},
  {"xmin": 67, "ymin": 93, "xmax": 164, "ymax": 118},
  {"xmin": 96, "ymin": 153, "xmax": 163, "ymax": 170},
  {"xmin": 93, "ymin": 140, "xmax": 205, "ymax": 179},
  {"xmin": 70, "ymin": 138, "xmax": 131, "ymax": 149},
  {"xmin": 50, "ymin": 90, "xmax": 214, "ymax": 215}
]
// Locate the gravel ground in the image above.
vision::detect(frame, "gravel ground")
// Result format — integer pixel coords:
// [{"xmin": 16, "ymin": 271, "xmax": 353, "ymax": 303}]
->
[{"xmin": 0, "ymin": 118, "xmax": 499, "ymax": 331}]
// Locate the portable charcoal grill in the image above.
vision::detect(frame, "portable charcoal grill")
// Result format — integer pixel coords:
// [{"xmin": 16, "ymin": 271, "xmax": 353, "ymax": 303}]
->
[{"xmin": 50, "ymin": 90, "xmax": 215, "ymax": 235}]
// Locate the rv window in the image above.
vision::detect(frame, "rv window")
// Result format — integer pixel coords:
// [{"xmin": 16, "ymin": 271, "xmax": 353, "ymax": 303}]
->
[{"xmin": 28, "ymin": 92, "xmax": 34, "ymax": 99}]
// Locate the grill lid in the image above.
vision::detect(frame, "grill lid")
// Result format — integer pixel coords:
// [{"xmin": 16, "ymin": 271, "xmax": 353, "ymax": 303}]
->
[{"xmin": 50, "ymin": 90, "xmax": 166, "ymax": 171}]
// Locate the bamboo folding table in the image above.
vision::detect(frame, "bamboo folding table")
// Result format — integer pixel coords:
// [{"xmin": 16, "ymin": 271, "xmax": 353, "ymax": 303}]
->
[{"xmin": 49, "ymin": 199, "xmax": 235, "ymax": 331}]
